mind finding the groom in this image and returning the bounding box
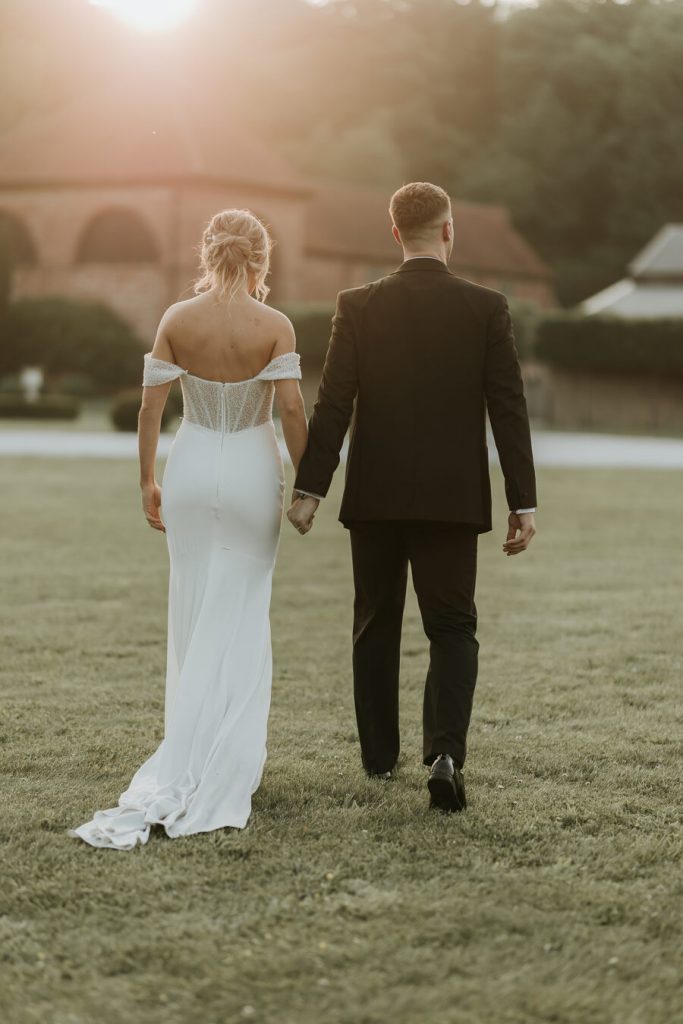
[288,181,537,811]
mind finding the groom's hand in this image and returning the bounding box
[287,494,319,535]
[503,511,536,556]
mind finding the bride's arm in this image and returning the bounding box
[275,378,308,472]
[138,381,171,532]
[272,319,308,473]
[138,313,176,532]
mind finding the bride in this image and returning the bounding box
[69,209,309,850]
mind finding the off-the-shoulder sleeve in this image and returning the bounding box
[142,353,188,387]
[257,352,302,381]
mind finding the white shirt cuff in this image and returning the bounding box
[295,489,323,501]
[514,507,537,514]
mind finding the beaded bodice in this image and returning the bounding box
[143,352,301,434]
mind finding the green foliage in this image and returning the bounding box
[110,389,144,432]
[236,0,683,305]
[166,379,184,418]
[0,218,12,316]
[456,0,683,304]
[0,369,96,397]
[110,387,177,432]
[281,299,542,366]
[46,371,96,398]
[0,393,80,419]
[536,315,683,376]
[509,299,543,363]
[0,296,144,393]
[110,389,143,432]
[0,372,22,394]
[283,120,404,189]
[278,302,335,367]
[3,0,683,306]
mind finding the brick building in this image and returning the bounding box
[0,84,555,342]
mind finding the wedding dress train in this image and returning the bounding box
[68,350,301,850]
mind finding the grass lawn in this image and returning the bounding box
[1,458,681,1024]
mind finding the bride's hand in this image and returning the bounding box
[287,495,318,535]
[141,481,165,532]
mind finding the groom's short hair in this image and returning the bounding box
[389,182,451,241]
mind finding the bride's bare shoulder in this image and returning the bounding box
[150,299,192,361]
[162,294,206,326]
[257,303,296,354]
[253,300,292,330]
[153,296,210,352]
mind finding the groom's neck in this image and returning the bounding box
[401,247,448,264]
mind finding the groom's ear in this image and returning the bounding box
[392,223,402,246]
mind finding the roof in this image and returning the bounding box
[305,181,554,279]
[581,224,683,316]
[628,224,683,280]
[581,279,683,319]
[0,82,309,195]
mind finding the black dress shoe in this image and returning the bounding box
[427,754,466,812]
[367,768,393,781]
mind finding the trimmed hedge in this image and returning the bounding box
[111,387,180,432]
[279,298,542,366]
[536,316,683,376]
[0,220,12,317]
[277,303,335,367]
[0,297,144,394]
[0,394,80,420]
[508,300,542,362]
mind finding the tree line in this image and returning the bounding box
[1,0,682,304]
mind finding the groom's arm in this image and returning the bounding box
[484,295,537,513]
[294,291,359,499]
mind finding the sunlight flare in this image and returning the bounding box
[89,0,198,33]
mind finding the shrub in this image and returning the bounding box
[0,373,23,395]
[0,220,12,317]
[508,299,543,362]
[279,298,543,366]
[166,380,183,418]
[0,394,80,420]
[111,388,178,432]
[0,296,144,393]
[536,315,683,377]
[277,303,335,368]
[47,372,96,398]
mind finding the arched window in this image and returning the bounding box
[76,208,159,263]
[0,211,38,265]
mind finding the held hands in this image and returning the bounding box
[287,493,319,535]
[503,511,536,556]
[141,480,165,532]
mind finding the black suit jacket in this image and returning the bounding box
[294,257,537,533]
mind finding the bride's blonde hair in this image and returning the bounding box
[194,209,273,302]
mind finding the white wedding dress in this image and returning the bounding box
[68,349,301,850]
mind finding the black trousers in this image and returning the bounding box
[349,520,479,774]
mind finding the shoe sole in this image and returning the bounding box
[428,774,466,812]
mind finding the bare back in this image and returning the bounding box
[153,290,294,383]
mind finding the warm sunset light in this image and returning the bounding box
[89,0,198,33]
